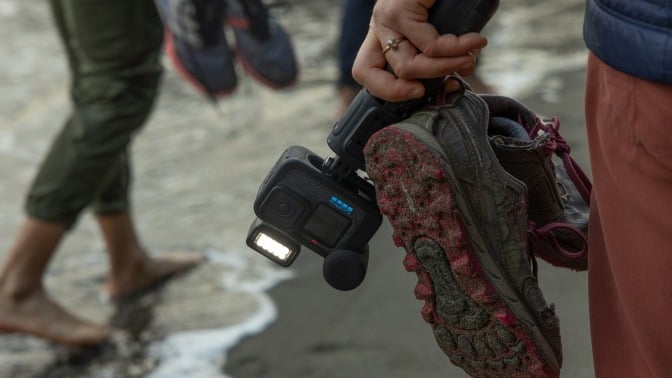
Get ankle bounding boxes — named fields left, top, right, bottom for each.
left=108, top=252, right=147, bottom=281
left=108, top=243, right=150, bottom=273
left=0, top=277, right=43, bottom=303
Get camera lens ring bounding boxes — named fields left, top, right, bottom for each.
left=277, top=201, right=294, bottom=217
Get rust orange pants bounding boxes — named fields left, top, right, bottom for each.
left=585, top=52, right=672, bottom=377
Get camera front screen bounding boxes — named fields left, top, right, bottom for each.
left=302, top=203, right=351, bottom=247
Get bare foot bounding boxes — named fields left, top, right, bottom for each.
left=0, top=288, right=110, bottom=346
left=107, top=252, right=205, bottom=301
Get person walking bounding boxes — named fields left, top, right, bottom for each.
left=0, top=0, right=203, bottom=346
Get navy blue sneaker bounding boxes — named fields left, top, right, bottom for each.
left=155, top=0, right=238, bottom=97
left=225, top=0, right=299, bottom=89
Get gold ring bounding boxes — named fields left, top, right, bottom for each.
left=382, top=37, right=406, bottom=55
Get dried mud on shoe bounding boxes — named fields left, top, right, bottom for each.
left=364, top=125, right=561, bottom=378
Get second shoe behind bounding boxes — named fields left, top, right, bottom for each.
left=484, top=95, right=591, bottom=271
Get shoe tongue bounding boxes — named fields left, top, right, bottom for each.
left=192, top=0, right=226, bottom=47
left=488, top=116, right=531, bottom=141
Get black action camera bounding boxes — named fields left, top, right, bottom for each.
left=247, top=0, right=500, bottom=291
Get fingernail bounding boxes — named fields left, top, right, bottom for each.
left=460, top=59, right=474, bottom=71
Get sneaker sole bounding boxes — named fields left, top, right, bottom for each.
left=364, top=125, right=560, bottom=377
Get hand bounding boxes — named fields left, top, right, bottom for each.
left=352, top=0, right=487, bottom=102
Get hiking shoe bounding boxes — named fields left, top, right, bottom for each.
left=484, top=95, right=591, bottom=271
left=155, top=0, right=238, bottom=97
left=363, top=91, right=562, bottom=377
left=225, top=0, right=298, bottom=89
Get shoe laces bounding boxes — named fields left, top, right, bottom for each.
left=527, top=116, right=591, bottom=265
left=528, top=221, right=588, bottom=260
left=530, top=116, right=592, bottom=204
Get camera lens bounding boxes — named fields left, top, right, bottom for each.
left=258, top=187, right=307, bottom=229
left=277, top=202, right=294, bottom=217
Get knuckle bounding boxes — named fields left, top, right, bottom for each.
left=421, top=44, right=438, bottom=57
left=352, top=66, right=364, bottom=83
left=373, top=7, right=399, bottom=26
left=393, top=62, right=412, bottom=79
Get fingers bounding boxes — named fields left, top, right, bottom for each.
left=371, top=0, right=487, bottom=58
left=353, top=32, right=425, bottom=102
left=352, top=0, right=489, bottom=102
left=382, top=31, right=486, bottom=79
left=353, top=31, right=483, bottom=101
left=443, top=77, right=463, bottom=93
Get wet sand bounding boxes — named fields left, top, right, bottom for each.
left=0, top=0, right=594, bottom=377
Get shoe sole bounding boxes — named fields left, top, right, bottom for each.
left=364, top=125, right=559, bottom=377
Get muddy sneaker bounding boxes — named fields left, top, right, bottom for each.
left=225, top=0, right=298, bottom=89
left=364, top=91, right=562, bottom=377
left=155, top=0, right=238, bottom=97
left=484, top=95, right=591, bottom=271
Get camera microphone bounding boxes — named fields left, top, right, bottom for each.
left=323, top=248, right=369, bottom=291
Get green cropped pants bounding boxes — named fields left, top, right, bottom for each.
left=26, top=0, right=164, bottom=228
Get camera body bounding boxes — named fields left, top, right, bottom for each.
left=247, top=0, right=500, bottom=290
left=251, top=145, right=382, bottom=261
left=246, top=142, right=382, bottom=291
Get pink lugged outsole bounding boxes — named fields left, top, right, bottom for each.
left=364, top=127, right=557, bottom=378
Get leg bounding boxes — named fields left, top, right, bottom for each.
left=90, top=153, right=204, bottom=300
left=0, top=0, right=164, bottom=346
left=98, top=212, right=204, bottom=301
left=0, top=219, right=111, bottom=345
left=585, top=53, right=672, bottom=377
left=336, top=0, right=374, bottom=117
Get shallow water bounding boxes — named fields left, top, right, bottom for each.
left=147, top=250, right=294, bottom=378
